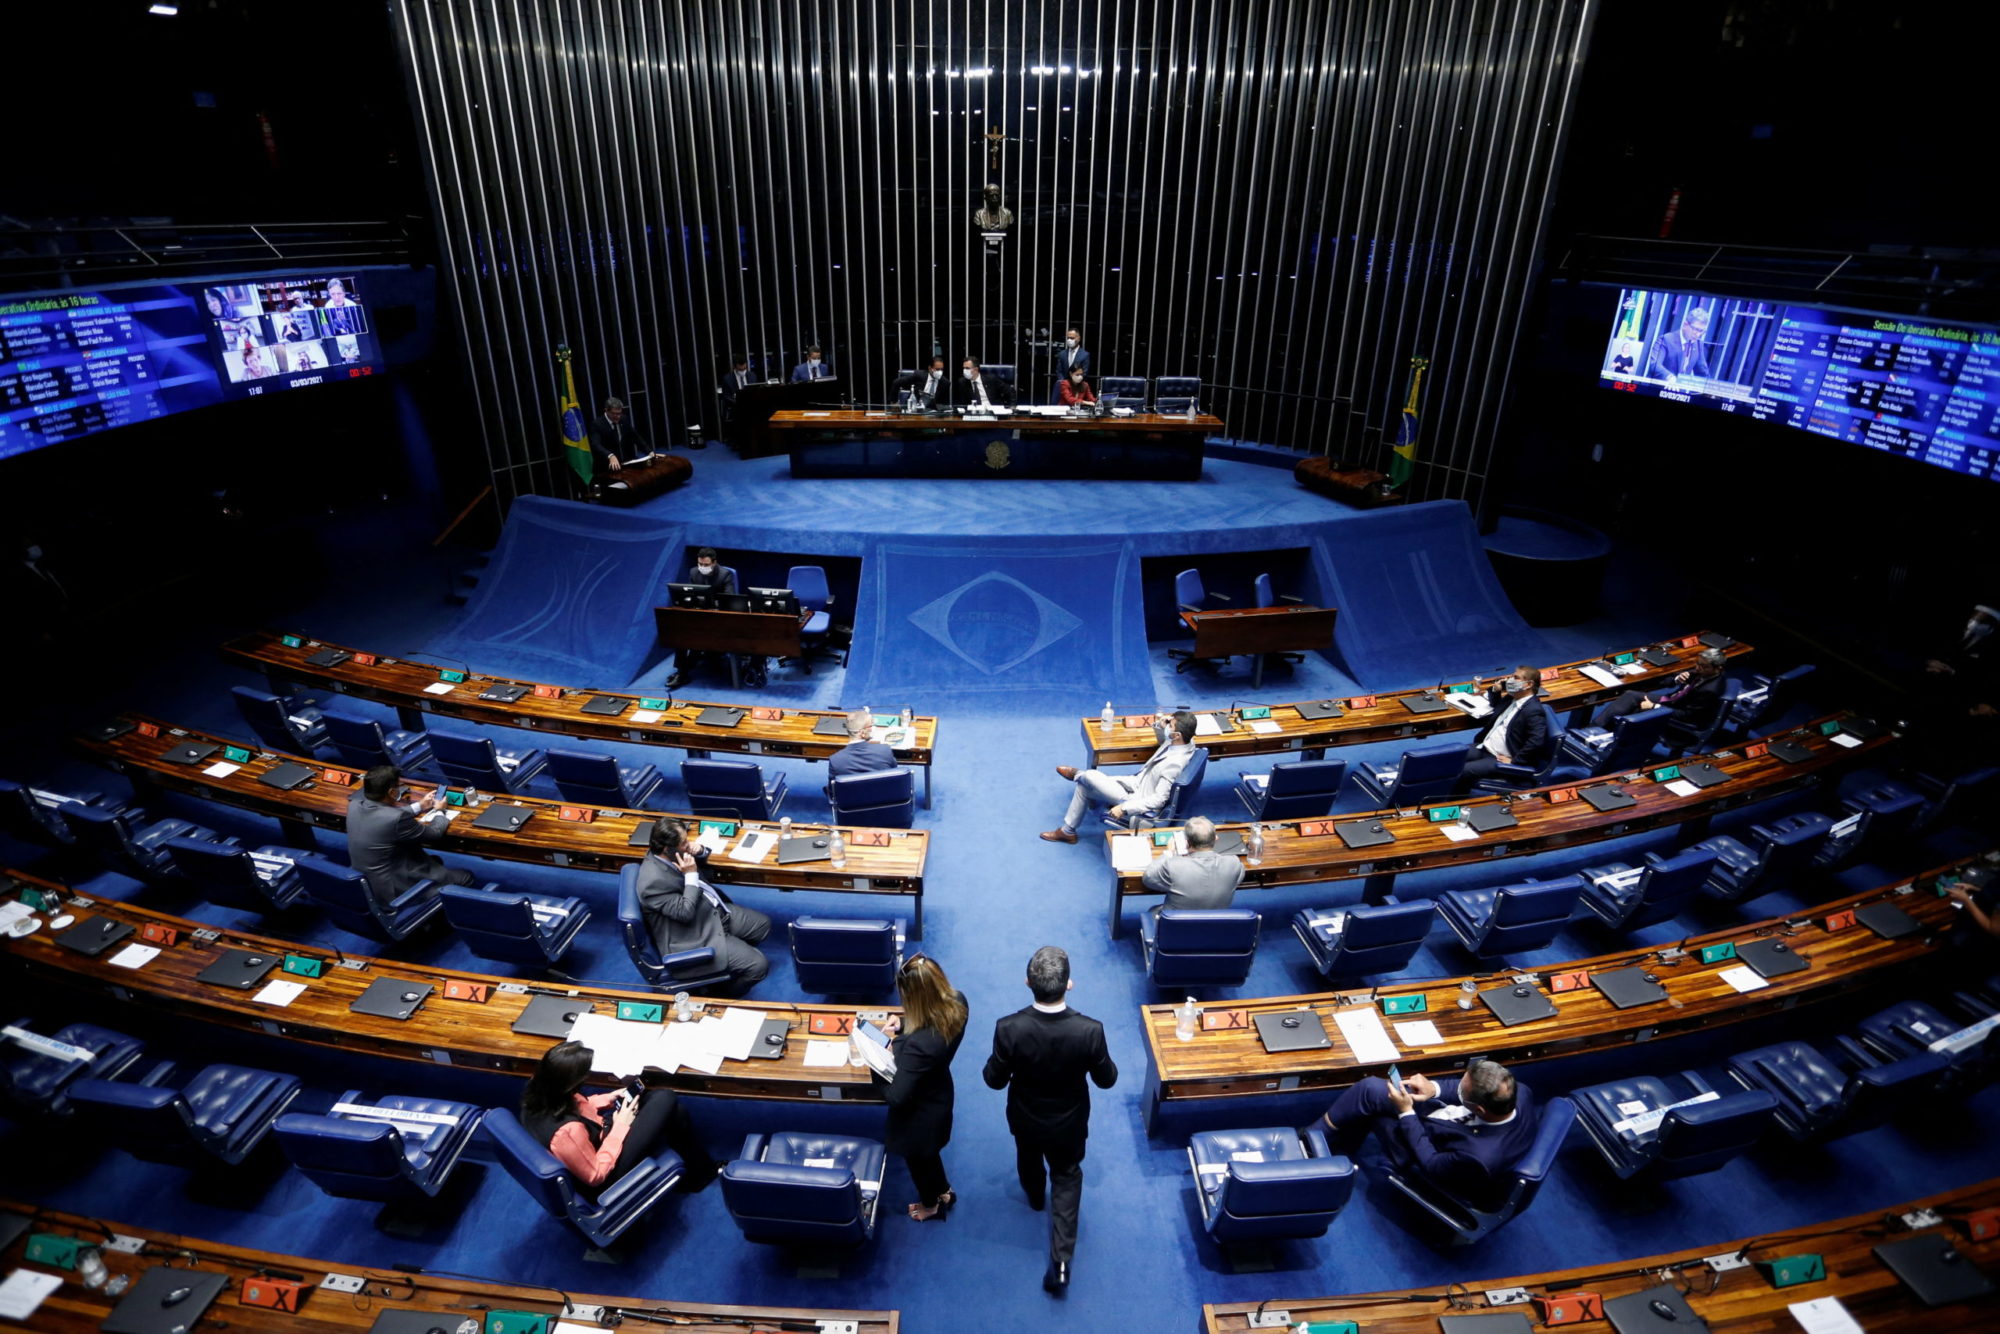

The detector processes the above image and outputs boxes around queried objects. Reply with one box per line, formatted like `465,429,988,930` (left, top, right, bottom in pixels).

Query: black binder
370,1312,485,1334
352,978,433,1021
1479,983,1557,1026
195,948,280,990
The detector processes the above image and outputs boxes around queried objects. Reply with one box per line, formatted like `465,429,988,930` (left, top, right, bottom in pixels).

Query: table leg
278,815,318,850
922,765,932,810
1109,879,1126,939
728,656,742,690
397,706,426,732
910,889,923,941
1253,654,1265,691
1361,872,1397,905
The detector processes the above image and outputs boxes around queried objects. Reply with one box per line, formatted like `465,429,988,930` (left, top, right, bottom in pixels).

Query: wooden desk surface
1079,630,1753,766
1145,852,1984,1108
593,449,692,505
223,628,938,768
1183,604,1339,658
1205,1178,2000,1334
1103,710,1891,936
76,714,931,930
1,868,885,1102
768,407,1225,433
2,1198,899,1332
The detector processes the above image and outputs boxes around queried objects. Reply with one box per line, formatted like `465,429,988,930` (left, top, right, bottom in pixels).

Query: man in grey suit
1140,815,1242,909
345,765,475,910
1041,709,1199,844
635,817,771,994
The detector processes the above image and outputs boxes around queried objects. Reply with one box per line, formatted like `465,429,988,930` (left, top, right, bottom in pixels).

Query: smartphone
1387,1064,1403,1089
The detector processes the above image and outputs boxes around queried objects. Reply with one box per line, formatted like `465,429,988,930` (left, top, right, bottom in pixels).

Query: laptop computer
1737,937,1809,979
57,915,136,957
304,647,351,668
1253,1009,1331,1053
512,993,595,1038
778,836,834,865
745,1015,792,1058
100,1267,232,1334
1769,738,1814,763
1873,1233,1997,1306
258,761,316,790
161,740,221,766
1855,900,1922,940
1676,762,1729,788
813,716,852,736
352,977,433,1021
1439,1315,1535,1334
698,706,746,728
1480,983,1558,1027
1697,632,1733,649
1294,699,1344,721
1211,829,1247,857
580,695,628,717
1839,716,1885,741
1593,967,1669,1010
1336,820,1396,850
86,719,136,742
369,1312,484,1334
479,683,530,703
1464,804,1519,833
1637,647,1677,666
1400,694,1453,714
1603,1285,1711,1334
196,948,280,990
1581,784,1639,813
473,803,533,832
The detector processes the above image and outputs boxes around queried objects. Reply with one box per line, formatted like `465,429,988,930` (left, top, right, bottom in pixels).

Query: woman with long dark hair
519,1040,718,1194
877,954,969,1221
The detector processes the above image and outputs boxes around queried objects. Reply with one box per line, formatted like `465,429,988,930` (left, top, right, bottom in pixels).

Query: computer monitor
714,592,753,613
747,587,800,616
667,582,715,609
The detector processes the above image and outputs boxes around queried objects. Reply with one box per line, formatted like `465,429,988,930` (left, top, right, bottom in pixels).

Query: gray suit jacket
1125,740,1198,814
1141,848,1243,910
635,850,728,956
345,793,448,906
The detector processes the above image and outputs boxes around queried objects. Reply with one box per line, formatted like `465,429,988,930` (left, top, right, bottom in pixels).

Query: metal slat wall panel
391,0,1593,517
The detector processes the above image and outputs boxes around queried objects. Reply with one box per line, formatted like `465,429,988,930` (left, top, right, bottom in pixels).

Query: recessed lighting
149,2,179,12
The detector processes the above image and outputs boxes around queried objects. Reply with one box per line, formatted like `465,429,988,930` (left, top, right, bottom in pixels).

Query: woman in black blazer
877,953,969,1221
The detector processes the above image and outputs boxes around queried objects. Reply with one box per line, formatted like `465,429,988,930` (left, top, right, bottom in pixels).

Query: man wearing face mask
790,345,834,382
664,548,739,691
895,355,950,410
957,356,1015,411
1052,327,1090,402
1307,1058,1539,1211
1448,664,1556,794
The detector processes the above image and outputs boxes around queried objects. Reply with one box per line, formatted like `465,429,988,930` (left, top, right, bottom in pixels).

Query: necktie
811,364,819,380
976,380,988,406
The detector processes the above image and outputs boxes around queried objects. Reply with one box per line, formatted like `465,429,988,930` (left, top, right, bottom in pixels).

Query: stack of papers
728,830,776,864
1717,965,1769,993
202,761,242,778
1394,1019,1443,1046
1663,779,1701,797
567,1007,776,1077
1438,822,1479,843
1246,719,1282,734
1111,835,1156,872
253,979,308,1007
804,1040,851,1068
423,682,456,696
1580,664,1622,687
1332,1006,1401,1063
1828,732,1864,749
108,943,160,970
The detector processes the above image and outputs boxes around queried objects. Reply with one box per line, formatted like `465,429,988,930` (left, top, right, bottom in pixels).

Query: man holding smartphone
346,764,476,913
1310,1058,1540,1209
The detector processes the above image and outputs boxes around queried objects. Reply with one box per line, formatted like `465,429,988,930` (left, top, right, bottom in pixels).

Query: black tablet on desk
1855,900,1922,940
1400,694,1453,714
86,719,136,742
1592,967,1668,1010
1637,647,1677,666
258,761,316,790
1336,820,1396,850
196,948,279,990
162,740,221,766
698,706,745,728
100,1267,231,1334
480,683,530,703
1253,1009,1331,1052
813,716,851,736
1768,738,1814,763
370,1312,484,1334
778,835,833,865
473,803,533,832
1480,983,1558,1026
1675,761,1729,788
1581,784,1638,813
1210,829,1247,857
1464,804,1519,833
512,993,595,1038
352,977,433,1020
1874,1232,1997,1306
304,647,351,668
1603,1285,1711,1334
628,819,658,847
1737,937,1809,979
1294,699,1343,721
56,915,136,957
579,695,629,717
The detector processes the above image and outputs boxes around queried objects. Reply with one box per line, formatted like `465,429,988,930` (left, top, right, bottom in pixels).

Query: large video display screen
1599,287,1998,483
0,275,381,461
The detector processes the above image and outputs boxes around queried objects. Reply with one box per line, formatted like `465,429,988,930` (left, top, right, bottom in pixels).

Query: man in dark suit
1139,815,1242,910
828,708,897,781
1646,306,1712,383
957,356,1016,411
586,397,651,484
895,355,949,409
345,765,476,910
664,548,738,691
1590,647,1729,750
717,355,754,442
790,345,834,382
1052,327,1089,402
1449,665,1556,794
634,818,771,994
982,946,1118,1295
1312,1059,1539,1210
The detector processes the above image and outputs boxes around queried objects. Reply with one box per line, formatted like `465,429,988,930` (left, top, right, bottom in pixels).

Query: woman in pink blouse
520,1040,719,1194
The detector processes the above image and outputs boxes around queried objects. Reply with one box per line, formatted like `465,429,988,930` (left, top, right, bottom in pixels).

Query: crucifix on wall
984,125,1008,171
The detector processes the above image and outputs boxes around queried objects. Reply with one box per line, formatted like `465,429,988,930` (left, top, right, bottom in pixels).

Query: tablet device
304,647,351,668
580,695,629,717
56,915,136,957
479,683,531,703
161,741,221,766
1592,967,1669,1010
473,803,533,832
1336,820,1396,850
1854,900,1922,940
1737,937,1809,979
813,716,851,736
1581,784,1639,812
777,836,833,865
257,761,316,790
1768,739,1814,763
512,993,595,1037
1400,694,1453,714
1479,983,1557,1026
1294,699,1343,721
1603,1285,1711,1334
1253,1009,1332,1052
1873,1232,1997,1306
698,707,746,728
352,977,434,1020
99,1267,231,1334
196,948,280,990
1676,761,1730,788
1464,804,1519,833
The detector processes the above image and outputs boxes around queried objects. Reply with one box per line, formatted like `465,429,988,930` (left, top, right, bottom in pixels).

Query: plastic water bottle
829,828,847,869
1246,823,1266,866
779,814,792,841
900,704,913,730
673,991,693,1022
1175,996,1199,1041
1185,398,1197,421
1101,701,1115,734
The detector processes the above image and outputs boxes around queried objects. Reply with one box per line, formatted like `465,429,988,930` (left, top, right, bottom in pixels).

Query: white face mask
808,356,820,364
963,369,976,381
1066,337,1078,347
697,562,714,574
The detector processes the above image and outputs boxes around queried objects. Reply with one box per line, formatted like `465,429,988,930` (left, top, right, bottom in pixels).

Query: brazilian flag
1388,355,1428,489
558,344,590,483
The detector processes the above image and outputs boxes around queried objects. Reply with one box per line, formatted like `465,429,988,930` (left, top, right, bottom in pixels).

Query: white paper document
108,943,160,970
1718,965,1769,993
254,979,308,1007
1664,779,1701,797
699,1008,766,1063
1333,1006,1401,1064
424,681,456,695
1111,835,1156,872
0,902,32,929
728,830,776,863
1194,713,1225,737
0,1270,62,1321
1828,732,1863,748
1247,719,1282,734
202,760,242,778
1580,664,1622,687
1787,1296,1864,1334
1393,1020,1444,1046
1438,822,1479,842
631,709,664,723
566,1013,659,1076
803,1040,851,1068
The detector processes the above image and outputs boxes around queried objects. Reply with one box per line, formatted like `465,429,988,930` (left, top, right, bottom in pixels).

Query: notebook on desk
196,948,280,990
1581,784,1639,812
813,716,851,736
1480,982,1557,1026
627,820,657,847
1697,632,1733,649
304,648,351,668
100,1267,231,1334
479,683,530,703
1737,937,1809,979
1603,1286,1710,1334
1336,819,1396,850
1676,761,1730,788
1253,1009,1331,1052
1464,803,1519,833
258,761,315,790
352,977,432,1020
1293,699,1344,721
162,740,221,766
1637,647,1677,666
86,719,136,742
698,706,745,728
579,695,628,717
512,993,594,1038
777,836,834,865
472,804,533,833
1768,738,1814,763
369,1311,485,1334
1400,694,1453,714
1855,900,1923,940
1593,966,1669,1009
57,915,136,957
1874,1233,1997,1306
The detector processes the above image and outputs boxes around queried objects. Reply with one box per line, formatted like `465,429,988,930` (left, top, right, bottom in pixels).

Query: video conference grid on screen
0,275,380,460
1599,287,1999,483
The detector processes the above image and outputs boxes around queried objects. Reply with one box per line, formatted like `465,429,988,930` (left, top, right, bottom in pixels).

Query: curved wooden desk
0,870,886,1103
76,714,933,936
1078,630,1752,767
1104,710,1891,936
1142,852,1985,1123
1205,1178,2000,1333
1,1199,899,1332
222,628,940,805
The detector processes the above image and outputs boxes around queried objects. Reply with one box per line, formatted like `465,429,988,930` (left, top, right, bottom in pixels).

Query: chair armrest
1278,593,1305,604
1300,1123,1335,1159
387,879,440,913
659,947,719,972
737,1132,770,1162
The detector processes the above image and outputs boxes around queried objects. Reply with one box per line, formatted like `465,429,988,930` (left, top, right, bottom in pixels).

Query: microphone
1229,697,1269,717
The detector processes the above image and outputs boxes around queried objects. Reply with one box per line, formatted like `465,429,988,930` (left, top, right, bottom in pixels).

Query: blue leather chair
1251,572,1307,669
615,862,736,991
1910,763,1999,832
1666,678,1746,758
165,837,307,913
828,769,915,829
1384,1096,1576,1245
274,1091,484,1200
1556,705,1674,776
1155,375,1202,414
682,758,789,823
293,852,446,943
546,748,665,810
1849,1000,1988,1082
1576,846,1720,932
1437,876,1583,958
1107,748,1209,832
429,730,548,794
60,803,227,881
1726,1040,1944,1141
1350,739,1468,808
0,778,120,847
0,1018,144,1118
1168,569,1232,673
1186,1125,1355,1243
1572,1071,1777,1180
788,565,841,669
231,685,330,753
788,917,904,993
66,1062,303,1166
1236,760,1347,822
721,1131,887,1246
484,1106,682,1248
1291,898,1435,980
1098,375,1147,409
1815,780,1926,867
439,882,590,965
1140,908,1262,988
321,707,435,774
1691,812,1835,903
1719,664,1816,738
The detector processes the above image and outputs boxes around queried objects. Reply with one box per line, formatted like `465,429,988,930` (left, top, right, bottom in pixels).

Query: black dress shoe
1025,1193,1046,1211
1042,1260,1068,1295
664,674,685,690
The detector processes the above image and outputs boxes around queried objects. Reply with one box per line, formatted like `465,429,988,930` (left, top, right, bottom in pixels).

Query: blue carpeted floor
4,458,1994,1324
